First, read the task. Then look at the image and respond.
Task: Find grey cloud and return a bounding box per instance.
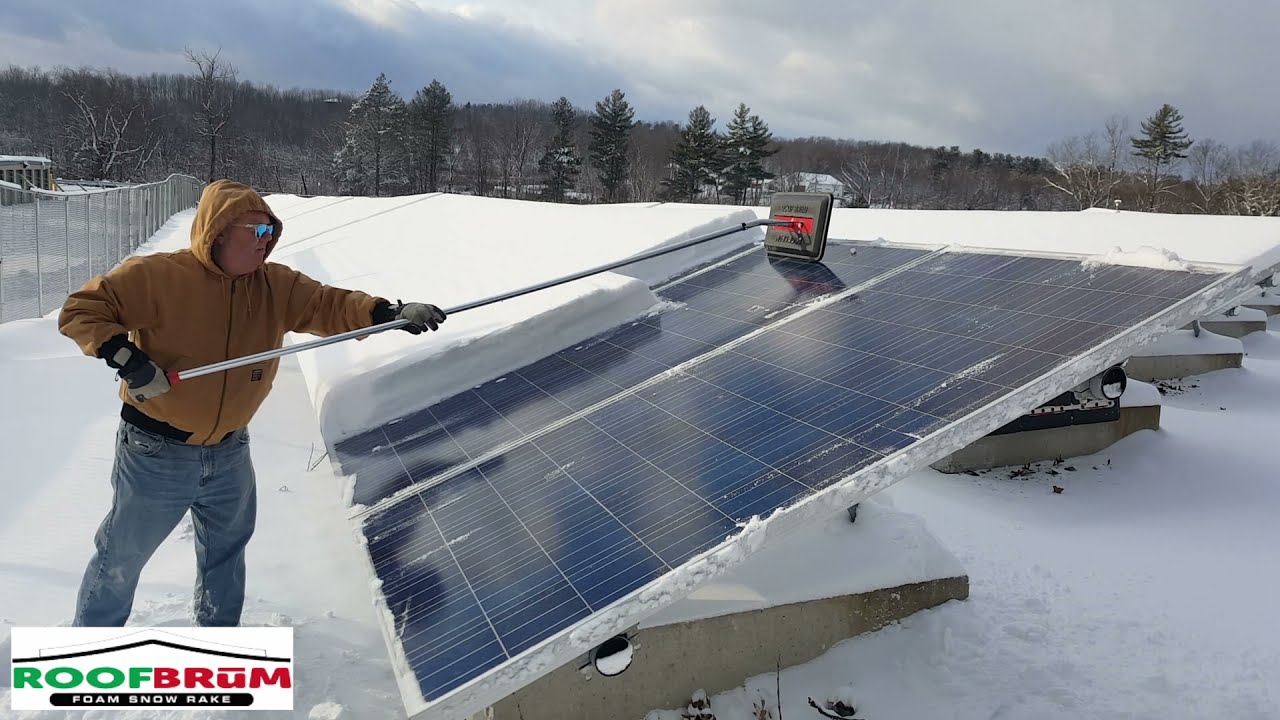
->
[588,0,1280,155]
[0,0,1275,157]
[2,1,70,44]
[0,0,625,105]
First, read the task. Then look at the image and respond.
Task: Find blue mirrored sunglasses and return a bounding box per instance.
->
[238,223,275,239]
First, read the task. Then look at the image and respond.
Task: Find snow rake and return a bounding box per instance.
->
[167,192,835,385]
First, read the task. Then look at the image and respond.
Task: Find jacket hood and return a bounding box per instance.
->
[190,180,283,277]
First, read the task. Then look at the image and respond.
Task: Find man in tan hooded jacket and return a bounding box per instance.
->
[58,179,446,627]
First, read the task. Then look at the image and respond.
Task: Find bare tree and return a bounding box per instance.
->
[1186,138,1234,213]
[491,100,546,198]
[185,46,238,182]
[58,71,159,181]
[1044,132,1117,209]
[457,104,495,196]
[1103,114,1129,205]
[839,142,911,208]
[1226,140,1280,216]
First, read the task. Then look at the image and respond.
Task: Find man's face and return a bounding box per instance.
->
[214,211,273,276]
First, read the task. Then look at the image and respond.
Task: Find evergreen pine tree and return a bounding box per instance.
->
[661,105,720,202]
[721,103,777,205]
[538,96,582,202]
[409,79,454,193]
[336,72,408,196]
[588,88,636,202]
[1131,103,1193,210]
[333,136,368,195]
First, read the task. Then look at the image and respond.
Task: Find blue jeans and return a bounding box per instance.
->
[73,419,257,627]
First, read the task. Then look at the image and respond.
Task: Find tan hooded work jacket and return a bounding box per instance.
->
[59,180,387,445]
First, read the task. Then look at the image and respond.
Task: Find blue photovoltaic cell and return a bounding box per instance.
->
[334,244,932,506]
[348,245,1228,706]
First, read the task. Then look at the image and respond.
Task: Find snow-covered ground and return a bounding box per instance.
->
[2,195,1279,719]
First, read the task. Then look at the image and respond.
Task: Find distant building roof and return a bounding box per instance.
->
[795,172,842,186]
[0,155,52,165]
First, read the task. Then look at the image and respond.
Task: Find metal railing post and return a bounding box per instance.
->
[86,195,93,279]
[64,197,71,295]
[35,196,43,317]
[0,204,5,323]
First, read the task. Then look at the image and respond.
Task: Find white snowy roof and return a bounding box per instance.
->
[747,205,1280,279]
[0,155,52,165]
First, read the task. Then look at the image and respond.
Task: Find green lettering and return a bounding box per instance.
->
[130,667,152,689]
[88,667,125,689]
[46,667,83,689]
[13,667,42,689]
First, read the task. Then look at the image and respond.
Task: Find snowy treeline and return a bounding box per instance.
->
[2,57,1276,214]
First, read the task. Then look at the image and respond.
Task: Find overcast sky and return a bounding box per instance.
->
[3,0,1276,157]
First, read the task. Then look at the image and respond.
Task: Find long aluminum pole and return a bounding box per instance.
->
[170,217,795,384]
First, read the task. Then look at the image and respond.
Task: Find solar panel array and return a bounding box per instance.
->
[335,241,1234,716]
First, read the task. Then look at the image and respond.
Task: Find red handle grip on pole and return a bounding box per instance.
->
[773,215,814,234]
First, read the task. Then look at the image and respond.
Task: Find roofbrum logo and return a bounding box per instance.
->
[10,627,293,710]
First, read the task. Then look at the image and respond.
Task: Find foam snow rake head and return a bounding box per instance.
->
[765,191,834,262]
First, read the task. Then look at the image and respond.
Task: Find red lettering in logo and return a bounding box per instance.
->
[250,667,293,689]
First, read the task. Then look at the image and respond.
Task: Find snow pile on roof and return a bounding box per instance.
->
[641,493,965,627]
[1241,286,1280,307]
[1209,305,1268,322]
[1119,379,1162,407]
[1081,245,1191,272]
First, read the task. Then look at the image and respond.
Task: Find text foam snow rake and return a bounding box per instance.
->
[168,192,834,385]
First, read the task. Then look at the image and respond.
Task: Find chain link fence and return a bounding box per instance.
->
[0,174,204,323]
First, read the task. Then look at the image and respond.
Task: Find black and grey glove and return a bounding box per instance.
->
[98,334,172,403]
[373,300,447,335]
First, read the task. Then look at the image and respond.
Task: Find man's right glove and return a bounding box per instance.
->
[374,300,447,335]
[97,334,172,403]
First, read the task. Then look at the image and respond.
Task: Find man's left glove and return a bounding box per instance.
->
[374,300,447,335]
[98,334,172,403]
[122,361,171,403]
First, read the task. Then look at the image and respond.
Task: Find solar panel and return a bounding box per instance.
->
[335,244,934,507]
[345,243,1249,720]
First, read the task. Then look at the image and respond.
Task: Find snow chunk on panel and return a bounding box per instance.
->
[299,271,666,443]
[308,702,346,719]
